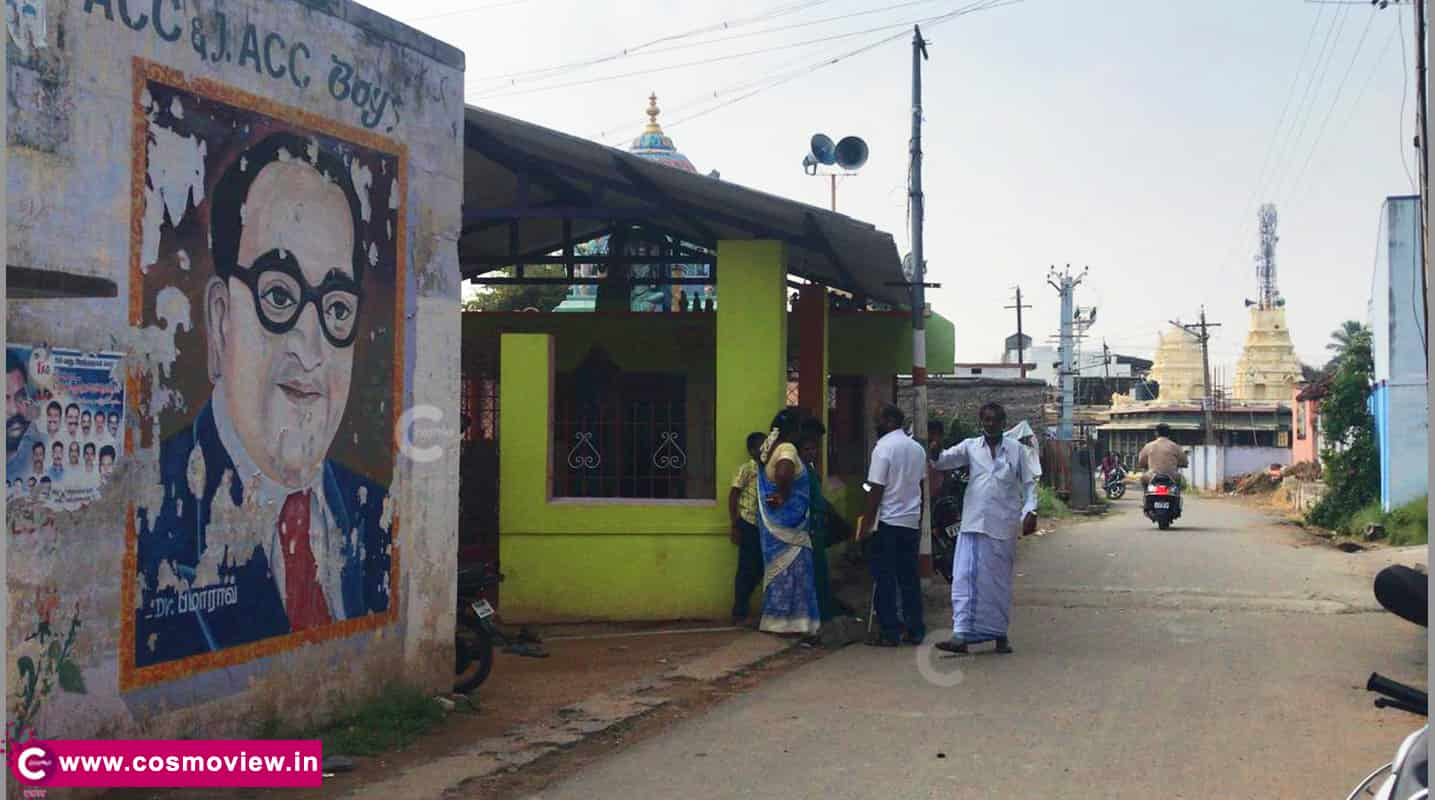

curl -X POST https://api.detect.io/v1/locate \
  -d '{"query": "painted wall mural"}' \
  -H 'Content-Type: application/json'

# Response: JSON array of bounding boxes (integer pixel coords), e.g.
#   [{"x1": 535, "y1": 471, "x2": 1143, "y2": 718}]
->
[
  {"x1": 5, "y1": 345, "x2": 126, "y2": 510},
  {"x1": 124, "y1": 61, "x2": 406, "y2": 690}
]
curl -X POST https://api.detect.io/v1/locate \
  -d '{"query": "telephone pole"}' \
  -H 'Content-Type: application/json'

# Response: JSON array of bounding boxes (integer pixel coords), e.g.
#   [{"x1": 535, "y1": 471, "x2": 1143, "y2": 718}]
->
[
  {"x1": 909, "y1": 25, "x2": 929, "y2": 444},
  {"x1": 1172, "y1": 308, "x2": 1222, "y2": 447},
  {"x1": 1006, "y1": 286, "x2": 1032, "y2": 378},
  {"x1": 908, "y1": 25, "x2": 933, "y2": 579},
  {"x1": 1048, "y1": 265, "x2": 1088, "y2": 441}
]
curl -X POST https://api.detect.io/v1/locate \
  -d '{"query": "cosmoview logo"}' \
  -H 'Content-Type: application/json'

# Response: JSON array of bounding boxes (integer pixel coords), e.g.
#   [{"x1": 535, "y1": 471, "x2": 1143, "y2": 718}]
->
[
  {"x1": 14, "y1": 743, "x2": 56, "y2": 784},
  {"x1": 914, "y1": 633, "x2": 966, "y2": 688}
]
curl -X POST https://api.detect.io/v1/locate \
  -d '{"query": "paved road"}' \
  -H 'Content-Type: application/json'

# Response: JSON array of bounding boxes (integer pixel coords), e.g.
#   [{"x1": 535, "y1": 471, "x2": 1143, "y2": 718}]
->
[{"x1": 526, "y1": 498, "x2": 1428, "y2": 800}]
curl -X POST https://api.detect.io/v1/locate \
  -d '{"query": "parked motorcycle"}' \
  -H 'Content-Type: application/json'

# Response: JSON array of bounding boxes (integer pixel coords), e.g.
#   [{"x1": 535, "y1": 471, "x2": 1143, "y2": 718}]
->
[
  {"x1": 455, "y1": 563, "x2": 502, "y2": 694},
  {"x1": 1142, "y1": 472, "x2": 1182, "y2": 530},
  {"x1": 1347, "y1": 566, "x2": 1428, "y2": 800},
  {"x1": 931, "y1": 467, "x2": 969, "y2": 583},
  {"x1": 1104, "y1": 465, "x2": 1128, "y2": 500}
]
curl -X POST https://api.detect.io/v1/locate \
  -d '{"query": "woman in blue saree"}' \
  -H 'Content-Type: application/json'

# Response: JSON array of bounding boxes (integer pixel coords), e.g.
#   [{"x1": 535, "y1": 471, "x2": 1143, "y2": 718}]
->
[{"x1": 754, "y1": 409, "x2": 821, "y2": 636}]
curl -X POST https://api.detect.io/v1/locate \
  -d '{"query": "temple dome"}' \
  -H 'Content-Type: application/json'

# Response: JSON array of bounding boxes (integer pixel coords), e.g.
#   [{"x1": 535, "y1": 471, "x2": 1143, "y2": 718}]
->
[{"x1": 627, "y1": 93, "x2": 697, "y2": 173}]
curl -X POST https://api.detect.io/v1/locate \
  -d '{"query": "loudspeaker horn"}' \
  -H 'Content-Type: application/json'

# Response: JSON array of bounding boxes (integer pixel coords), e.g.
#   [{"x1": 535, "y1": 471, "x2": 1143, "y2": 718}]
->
[
  {"x1": 809, "y1": 133, "x2": 836, "y2": 166},
  {"x1": 834, "y1": 136, "x2": 869, "y2": 170}
]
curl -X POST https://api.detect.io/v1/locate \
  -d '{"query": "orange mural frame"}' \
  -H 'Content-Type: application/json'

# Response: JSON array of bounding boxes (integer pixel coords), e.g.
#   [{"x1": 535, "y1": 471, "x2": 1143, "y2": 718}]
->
[{"x1": 121, "y1": 58, "x2": 409, "y2": 692}]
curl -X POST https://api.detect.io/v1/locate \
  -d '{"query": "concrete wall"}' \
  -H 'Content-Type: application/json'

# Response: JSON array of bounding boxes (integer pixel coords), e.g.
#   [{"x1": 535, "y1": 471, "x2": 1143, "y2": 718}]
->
[
  {"x1": 1370, "y1": 196, "x2": 1429, "y2": 511},
  {"x1": 898, "y1": 377, "x2": 1048, "y2": 437},
  {"x1": 1004, "y1": 345, "x2": 1059, "y2": 385},
  {"x1": 6, "y1": 0, "x2": 463, "y2": 742},
  {"x1": 1186, "y1": 446, "x2": 1291, "y2": 491},
  {"x1": 1292, "y1": 395, "x2": 1322, "y2": 466},
  {"x1": 1373, "y1": 382, "x2": 1430, "y2": 511}
]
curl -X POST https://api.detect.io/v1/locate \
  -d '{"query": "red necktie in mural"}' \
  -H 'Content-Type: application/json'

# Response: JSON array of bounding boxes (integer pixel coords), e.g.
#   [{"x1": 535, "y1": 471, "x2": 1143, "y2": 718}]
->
[{"x1": 279, "y1": 490, "x2": 332, "y2": 631}]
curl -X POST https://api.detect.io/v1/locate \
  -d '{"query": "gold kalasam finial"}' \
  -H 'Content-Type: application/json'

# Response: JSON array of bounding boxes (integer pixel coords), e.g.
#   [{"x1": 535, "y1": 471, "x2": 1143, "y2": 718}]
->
[{"x1": 644, "y1": 92, "x2": 662, "y2": 133}]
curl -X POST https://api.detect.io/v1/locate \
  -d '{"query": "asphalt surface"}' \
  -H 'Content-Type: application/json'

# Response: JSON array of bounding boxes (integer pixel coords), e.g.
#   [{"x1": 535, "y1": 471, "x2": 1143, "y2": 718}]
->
[{"x1": 526, "y1": 498, "x2": 1428, "y2": 800}]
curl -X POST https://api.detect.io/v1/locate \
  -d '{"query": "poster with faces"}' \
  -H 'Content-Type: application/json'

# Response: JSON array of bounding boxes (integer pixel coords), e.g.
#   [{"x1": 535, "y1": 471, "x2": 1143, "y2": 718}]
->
[{"x1": 5, "y1": 344, "x2": 126, "y2": 510}]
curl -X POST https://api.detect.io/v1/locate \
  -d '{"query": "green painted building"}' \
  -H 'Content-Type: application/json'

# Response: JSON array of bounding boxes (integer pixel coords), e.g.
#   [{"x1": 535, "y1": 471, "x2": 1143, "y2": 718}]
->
[{"x1": 459, "y1": 105, "x2": 953, "y2": 622}]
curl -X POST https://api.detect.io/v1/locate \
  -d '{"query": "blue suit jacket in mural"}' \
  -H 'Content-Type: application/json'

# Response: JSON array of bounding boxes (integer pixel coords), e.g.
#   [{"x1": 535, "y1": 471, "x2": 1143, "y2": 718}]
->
[{"x1": 134, "y1": 402, "x2": 391, "y2": 668}]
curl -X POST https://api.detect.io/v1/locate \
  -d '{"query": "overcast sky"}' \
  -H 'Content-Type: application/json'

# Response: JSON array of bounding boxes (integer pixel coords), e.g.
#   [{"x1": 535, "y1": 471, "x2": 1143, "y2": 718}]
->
[{"x1": 368, "y1": 0, "x2": 1418, "y2": 376}]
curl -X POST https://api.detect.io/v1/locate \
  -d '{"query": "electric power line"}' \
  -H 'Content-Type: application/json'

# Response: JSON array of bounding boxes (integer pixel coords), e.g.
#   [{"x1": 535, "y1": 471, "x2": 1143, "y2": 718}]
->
[
  {"x1": 468, "y1": 0, "x2": 839, "y2": 88},
  {"x1": 1398, "y1": 5, "x2": 1419, "y2": 193},
  {"x1": 473, "y1": 0, "x2": 956, "y2": 88},
  {"x1": 661, "y1": 0, "x2": 1021, "y2": 126},
  {"x1": 1268, "y1": 1, "x2": 1352, "y2": 203},
  {"x1": 1282, "y1": 5, "x2": 1379, "y2": 201},
  {"x1": 580, "y1": 0, "x2": 1017, "y2": 140},
  {"x1": 471, "y1": 0, "x2": 1011, "y2": 98}
]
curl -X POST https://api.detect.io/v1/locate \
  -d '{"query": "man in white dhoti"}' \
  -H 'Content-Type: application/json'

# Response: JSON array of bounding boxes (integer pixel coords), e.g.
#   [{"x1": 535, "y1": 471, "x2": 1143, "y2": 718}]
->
[{"x1": 930, "y1": 402, "x2": 1038, "y2": 655}]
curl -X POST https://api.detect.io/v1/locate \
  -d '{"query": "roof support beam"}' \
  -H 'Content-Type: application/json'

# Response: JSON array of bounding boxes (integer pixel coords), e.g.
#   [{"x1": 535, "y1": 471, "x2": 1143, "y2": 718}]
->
[{"x1": 611, "y1": 157, "x2": 720, "y2": 246}]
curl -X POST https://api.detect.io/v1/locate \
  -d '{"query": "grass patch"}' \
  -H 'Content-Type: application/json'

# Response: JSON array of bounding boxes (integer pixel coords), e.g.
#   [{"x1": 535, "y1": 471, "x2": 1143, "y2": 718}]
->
[
  {"x1": 260, "y1": 682, "x2": 447, "y2": 757},
  {"x1": 1038, "y1": 485, "x2": 1070, "y2": 518},
  {"x1": 1340, "y1": 497, "x2": 1428, "y2": 546}
]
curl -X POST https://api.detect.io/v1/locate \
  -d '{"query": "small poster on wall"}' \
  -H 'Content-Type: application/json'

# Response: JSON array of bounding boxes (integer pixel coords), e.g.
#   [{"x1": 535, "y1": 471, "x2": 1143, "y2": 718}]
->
[{"x1": 5, "y1": 344, "x2": 126, "y2": 510}]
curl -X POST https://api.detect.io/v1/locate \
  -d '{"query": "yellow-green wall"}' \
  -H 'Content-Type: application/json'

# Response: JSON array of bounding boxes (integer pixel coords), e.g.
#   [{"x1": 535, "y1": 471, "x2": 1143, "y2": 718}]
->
[
  {"x1": 497, "y1": 241, "x2": 788, "y2": 622},
  {"x1": 464, "y1": 312, "x2": 715, "y2": 377},
  {"x1": 792, "y1": 311, "x2": 955, "y2": 376}
]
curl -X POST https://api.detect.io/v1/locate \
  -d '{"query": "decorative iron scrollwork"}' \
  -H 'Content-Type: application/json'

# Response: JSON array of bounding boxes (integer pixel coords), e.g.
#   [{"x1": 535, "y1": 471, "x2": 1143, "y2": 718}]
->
[
  {"x1": 567, "y1": 432, "x2": 602, "y2": 470},
  {"x1": 652, "y1": 431, "x2": 687, "y2": 470}
]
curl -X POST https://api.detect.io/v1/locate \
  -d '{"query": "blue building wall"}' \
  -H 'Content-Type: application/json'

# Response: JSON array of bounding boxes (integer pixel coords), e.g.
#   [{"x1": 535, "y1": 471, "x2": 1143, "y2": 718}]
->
[{"x1": 1370, "y1": 196, "x2": 1429, "y2": 511}]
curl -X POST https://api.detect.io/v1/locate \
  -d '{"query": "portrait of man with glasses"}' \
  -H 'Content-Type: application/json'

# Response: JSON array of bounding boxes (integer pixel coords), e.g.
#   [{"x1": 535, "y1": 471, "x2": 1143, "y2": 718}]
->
[{"x1": 135, "y1": 128, "x2": 397, "y2": 669}]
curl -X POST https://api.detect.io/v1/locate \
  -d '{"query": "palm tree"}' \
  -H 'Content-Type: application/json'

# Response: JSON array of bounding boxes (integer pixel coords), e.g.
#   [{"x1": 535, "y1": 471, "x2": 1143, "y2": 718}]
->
[{"x1": 1325, "y1": 321, "x2": 1369, "y2": 371}]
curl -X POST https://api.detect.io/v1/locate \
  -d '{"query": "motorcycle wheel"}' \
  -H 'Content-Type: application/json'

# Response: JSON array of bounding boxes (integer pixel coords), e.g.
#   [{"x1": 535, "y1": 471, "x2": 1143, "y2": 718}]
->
[
  {"x1": 455, "y1": 617, "x2": 495, "y2": 694},
  {"x1": 1108, "y1": 484, "x2": 1126, "y2": 500},
  {"x1": 1157, "y1": 518, "x2": 1171, "y2": 531},
  {"x1": 934, "y1": 542, "x2": 954, "y2": 583}
]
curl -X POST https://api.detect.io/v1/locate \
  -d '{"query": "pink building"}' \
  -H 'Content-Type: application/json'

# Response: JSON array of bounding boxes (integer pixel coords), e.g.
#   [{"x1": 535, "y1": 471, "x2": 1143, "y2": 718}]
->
[{"x1": 1291, "y1": 380, "x2": 1329, "y2": 466}]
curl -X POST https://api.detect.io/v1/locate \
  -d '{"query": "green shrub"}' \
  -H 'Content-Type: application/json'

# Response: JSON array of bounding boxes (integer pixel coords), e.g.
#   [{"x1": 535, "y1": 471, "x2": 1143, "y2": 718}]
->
[
  {"x1": 1344, "y1": 503, "x2": 1385, "y2": 538},
  {"x1": 1038, "y1": 485, "x2": 1069, "y2": 518},
  {"x1": 1337, "y1": 497, "x2": 1428, "y2": 546},
  {"x1": 1385, "y1": 497, "x2": 1429, "y2": 546}
]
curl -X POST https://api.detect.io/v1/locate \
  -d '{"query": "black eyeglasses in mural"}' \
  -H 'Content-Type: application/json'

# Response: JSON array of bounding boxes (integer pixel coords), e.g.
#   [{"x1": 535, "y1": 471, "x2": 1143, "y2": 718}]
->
[{"x1": 228, "y1": 248, "x2": 364, "y2": 348}]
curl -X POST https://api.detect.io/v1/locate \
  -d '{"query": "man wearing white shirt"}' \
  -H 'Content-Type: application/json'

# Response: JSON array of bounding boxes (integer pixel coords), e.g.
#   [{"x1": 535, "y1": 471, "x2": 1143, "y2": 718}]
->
[
  {"x1": 863, "y1": 404, "x2": 928, "y2": 647},
  {"x1": 931, "y1": 402, "x2": 1038, "y2": 655}
]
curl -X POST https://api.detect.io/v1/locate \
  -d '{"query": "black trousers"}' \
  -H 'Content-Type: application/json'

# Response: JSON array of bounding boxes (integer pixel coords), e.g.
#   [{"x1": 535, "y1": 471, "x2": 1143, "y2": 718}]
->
[
  {"x1": 733, "y1": 519, "x2": 764, "y2": 619},
  {"x1": 869, "y1": 522, "x2": 925, "y2": 639}
]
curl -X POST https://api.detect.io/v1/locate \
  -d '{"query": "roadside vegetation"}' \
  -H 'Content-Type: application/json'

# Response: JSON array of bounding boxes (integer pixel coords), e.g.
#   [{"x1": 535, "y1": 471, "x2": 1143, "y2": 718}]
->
[
  {"x1": 1306, "y1": 322, "x2": 1379, "y2": 532},
  {"x1": 1345, "y1": 497, "x2": 1429, "y2": 546},
  {"x1": 260, "y1": 682, "x2": 447, "y2": 757}
]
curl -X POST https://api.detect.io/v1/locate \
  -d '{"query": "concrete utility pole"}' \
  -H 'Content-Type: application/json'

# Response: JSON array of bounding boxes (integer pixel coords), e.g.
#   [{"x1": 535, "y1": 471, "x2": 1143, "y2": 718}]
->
[
  {"x1": 908, "y1": 25, "x2": 933, "y2": 578},
  {"x1": 1006, "y1": 286, "x2": 1031, "y2": 378},
  {"x1": 1047, "y1": 265, "x2": 1088, "y2": 441},
  {"x1": 1172, "y1": 308, "x2": 1222, "y2": 447}
]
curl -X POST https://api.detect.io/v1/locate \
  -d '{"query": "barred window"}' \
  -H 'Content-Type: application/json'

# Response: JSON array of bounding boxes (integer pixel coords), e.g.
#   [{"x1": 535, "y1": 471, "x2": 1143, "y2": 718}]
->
[{"x1": 553, "y1": 349, "x2": 714, "y2": 500}]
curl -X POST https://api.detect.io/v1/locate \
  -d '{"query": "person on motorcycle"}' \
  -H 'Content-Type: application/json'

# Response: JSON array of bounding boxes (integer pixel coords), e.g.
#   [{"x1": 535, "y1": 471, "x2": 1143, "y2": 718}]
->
[
  {"x1": 1136, "y1": 423, "x2": 1187, "y2": 488},
  {"x1": 1100, "y1": 452, "x2": 1119, "y2": 484}
]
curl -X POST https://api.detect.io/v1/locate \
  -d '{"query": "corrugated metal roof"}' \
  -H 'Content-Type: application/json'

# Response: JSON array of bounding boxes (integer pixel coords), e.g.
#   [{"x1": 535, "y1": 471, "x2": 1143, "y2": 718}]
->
[{"x1": 460, "y1": 106, "x2": 909, "y2": 306}]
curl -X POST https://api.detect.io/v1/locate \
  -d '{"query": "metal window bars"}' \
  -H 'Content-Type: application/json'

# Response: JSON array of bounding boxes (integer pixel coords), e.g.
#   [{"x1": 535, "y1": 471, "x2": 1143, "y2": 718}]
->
[{"x1": 553, "y1": 398, "x2": 713, "y2": 499}]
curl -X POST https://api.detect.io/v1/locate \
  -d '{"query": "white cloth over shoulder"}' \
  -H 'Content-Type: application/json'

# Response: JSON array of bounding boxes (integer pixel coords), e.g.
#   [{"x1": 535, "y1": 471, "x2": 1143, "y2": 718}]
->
[{"x1": 1005, "y1": 420, "x2": 1043, "y2": 479}]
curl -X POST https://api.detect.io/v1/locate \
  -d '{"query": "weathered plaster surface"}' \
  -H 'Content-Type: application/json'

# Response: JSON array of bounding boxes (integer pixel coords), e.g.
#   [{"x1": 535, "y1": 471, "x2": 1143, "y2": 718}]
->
[{"x1": 6, "y1": 0, "x2": 462, "y2": 742}]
